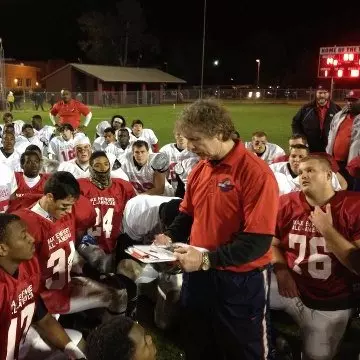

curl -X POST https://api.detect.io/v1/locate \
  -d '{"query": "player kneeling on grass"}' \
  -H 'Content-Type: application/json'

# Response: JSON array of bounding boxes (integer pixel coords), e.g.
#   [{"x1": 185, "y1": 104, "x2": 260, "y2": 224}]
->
[
  {"x1": 0, "y1": 214, "x2": 86, "y2": 360},
  {"x1": 87, "y1": 316, "x2": 156, "y2": 360},
  {"x1": 118, "y1": 195, "x2": 184, "y2": 330},
  {"x1": 121, "y1": 140, "x2": 171, "y2": 195},
  {"x1": 270, "y1": 155, "x2": 360, "y2": 360}
]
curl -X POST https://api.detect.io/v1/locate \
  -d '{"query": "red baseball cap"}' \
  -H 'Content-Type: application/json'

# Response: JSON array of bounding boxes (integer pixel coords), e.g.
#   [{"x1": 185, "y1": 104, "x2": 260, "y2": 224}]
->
[{"x1": 345, "y1": 89, "x2": 360, "y2": 100}]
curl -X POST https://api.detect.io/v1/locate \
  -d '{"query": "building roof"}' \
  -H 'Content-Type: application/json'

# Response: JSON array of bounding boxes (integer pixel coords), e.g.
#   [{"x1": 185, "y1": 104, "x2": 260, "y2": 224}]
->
[{"x1": 42, "y1": 63, "x2": 186, "y2": 84}]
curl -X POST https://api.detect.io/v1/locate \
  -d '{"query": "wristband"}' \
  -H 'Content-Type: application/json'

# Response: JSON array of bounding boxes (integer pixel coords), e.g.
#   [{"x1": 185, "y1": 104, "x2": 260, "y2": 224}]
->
[{"x1": 64, "y1": 342, "x2": 86, "y2": 360}]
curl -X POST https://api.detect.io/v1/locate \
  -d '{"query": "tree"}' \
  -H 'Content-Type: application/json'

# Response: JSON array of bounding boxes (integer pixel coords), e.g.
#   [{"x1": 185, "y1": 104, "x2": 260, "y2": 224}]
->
[{"x1": 78, "y1": 0, "x2": 159, "y2": 66}]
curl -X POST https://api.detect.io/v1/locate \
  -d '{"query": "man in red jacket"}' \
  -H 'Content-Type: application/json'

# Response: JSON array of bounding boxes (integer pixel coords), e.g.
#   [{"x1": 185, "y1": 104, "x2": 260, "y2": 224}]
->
[{"x1": 50, "y1": 89, "x2": 92, "y2": 130}]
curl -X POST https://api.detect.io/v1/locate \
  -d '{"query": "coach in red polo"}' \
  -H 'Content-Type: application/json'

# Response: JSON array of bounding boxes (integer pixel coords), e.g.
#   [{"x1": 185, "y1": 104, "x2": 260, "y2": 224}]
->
[
  {"x1": 50, "y1": 89, "x2": 92, "y2": 130},
  {"x1": 154, "y1": 99, "x2": 279, "y2": 360}
]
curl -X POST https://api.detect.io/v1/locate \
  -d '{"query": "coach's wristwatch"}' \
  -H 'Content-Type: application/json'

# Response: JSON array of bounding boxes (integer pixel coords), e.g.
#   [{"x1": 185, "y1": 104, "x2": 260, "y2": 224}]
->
[{"x1": 201, "y1": 252, "x2": 211, "y2": 271}]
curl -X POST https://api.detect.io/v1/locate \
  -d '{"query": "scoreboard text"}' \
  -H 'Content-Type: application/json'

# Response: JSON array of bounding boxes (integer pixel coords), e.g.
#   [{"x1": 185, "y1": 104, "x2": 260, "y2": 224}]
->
[{"x1": 318, "y1": 46, "x2": 360, "y2": 79}]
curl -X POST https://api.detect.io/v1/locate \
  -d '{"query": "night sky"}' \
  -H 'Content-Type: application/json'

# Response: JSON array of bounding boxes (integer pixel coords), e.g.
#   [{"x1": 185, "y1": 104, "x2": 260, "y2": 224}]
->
[{"x1": 1, "y1": 0, "x2": 360, "y2": 87}]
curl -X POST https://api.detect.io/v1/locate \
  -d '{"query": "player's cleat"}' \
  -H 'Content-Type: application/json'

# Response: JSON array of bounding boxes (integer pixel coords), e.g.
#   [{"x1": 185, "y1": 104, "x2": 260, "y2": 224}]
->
[{"x1": 150, "y1": 152, "x2": 170, "y2": 173}]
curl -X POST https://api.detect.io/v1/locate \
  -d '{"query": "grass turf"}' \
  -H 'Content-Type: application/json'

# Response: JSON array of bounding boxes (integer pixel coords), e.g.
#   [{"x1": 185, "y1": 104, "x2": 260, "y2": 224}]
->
[{"x1": 4, "y1": 103, "x2": 300, "y2": 150}]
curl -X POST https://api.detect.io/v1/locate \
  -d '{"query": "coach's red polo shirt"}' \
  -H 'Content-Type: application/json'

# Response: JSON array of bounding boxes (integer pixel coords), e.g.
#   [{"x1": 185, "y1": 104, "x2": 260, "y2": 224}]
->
[
  {"x1": 180, "y1": 140, "x2": 279, "y2": 272},
  {"x1": 50, "y1": 99, "x2": 90, "y2": 129}
]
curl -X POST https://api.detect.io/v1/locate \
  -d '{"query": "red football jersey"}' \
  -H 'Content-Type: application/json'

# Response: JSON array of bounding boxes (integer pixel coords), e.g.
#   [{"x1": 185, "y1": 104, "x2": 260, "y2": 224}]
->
[
  {"x1": 13, "y1": 208, "x2": 76, "y2": 314},
  {"x1": 78, "y1": 178, "x2": 135, "y2": 253},
  {"x1": 72, "y1": 195, "x2": 97, "y2": 234},
  {"x1": 14, "y1": 172, "x2": 49, "y2": 198},
  {"x1": 0, "y1": 257, "x2": 40, "y2": 360},
  {"x1": 8, "y1": 174, "x2": 49, "y2": 213},
  {"x1": 7, "y1": 194, "x2": 41, "y2": 213},
  {"x1": 276, "y1": 191, "x2": 360, "y2": 310}
]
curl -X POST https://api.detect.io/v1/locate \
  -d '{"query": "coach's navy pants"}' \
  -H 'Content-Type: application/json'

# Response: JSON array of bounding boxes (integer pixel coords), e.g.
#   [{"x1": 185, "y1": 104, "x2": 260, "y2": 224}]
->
[{"x1": 180, "y1": 266, "x2": 272, "y2": 360}]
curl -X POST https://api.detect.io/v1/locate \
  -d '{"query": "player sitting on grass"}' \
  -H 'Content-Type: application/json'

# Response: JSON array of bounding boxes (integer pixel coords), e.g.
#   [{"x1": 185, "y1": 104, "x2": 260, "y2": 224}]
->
[
  {"x1": 0, "y1": 213, "x2": 86, "y2": 360},
  {"x1": 271, "y1": 155, "x2": 360, "y2": 360}
]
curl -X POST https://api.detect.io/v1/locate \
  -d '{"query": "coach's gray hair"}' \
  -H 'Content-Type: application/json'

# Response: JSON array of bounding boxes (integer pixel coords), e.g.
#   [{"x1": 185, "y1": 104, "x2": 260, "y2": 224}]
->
[{"x1": 175, "y1": 98, "x2": 235, "y2": 141}]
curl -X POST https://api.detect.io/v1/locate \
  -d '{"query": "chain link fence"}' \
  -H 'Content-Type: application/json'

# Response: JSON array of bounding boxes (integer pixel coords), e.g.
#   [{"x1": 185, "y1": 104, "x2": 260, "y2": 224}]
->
[{"x1": 0, "y1": 87, "x2": 354, "y2": 111}]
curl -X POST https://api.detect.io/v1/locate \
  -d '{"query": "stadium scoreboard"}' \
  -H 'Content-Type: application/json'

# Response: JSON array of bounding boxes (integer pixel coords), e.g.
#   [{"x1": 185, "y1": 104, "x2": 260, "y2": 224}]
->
[{"x1": 318, "y1": 45, "x2": 360, "y2": 79}]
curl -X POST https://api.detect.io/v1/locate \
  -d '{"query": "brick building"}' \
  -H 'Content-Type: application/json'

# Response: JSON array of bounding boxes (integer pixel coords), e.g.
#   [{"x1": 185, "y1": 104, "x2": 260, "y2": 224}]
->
[{"x1": 5, "y1": 63, "x2": 40, "y2": 90}]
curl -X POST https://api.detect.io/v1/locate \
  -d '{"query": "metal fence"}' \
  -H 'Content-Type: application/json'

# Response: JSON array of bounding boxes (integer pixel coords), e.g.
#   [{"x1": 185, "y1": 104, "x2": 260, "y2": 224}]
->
[{"x1": 0, "y1": 87, "x2": 354, "y2": 111}]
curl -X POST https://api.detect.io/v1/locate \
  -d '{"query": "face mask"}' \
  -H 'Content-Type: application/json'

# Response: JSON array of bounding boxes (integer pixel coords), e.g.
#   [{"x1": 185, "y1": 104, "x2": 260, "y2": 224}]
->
[{"x1": 89, "y1": 166, "x2": 111, "y2": 189}]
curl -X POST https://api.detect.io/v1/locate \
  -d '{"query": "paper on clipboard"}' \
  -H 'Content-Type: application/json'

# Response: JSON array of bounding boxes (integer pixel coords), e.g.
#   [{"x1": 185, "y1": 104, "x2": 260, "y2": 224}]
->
[{"x1": 125, "y1": 243, "x2": 208, "y2": 264}]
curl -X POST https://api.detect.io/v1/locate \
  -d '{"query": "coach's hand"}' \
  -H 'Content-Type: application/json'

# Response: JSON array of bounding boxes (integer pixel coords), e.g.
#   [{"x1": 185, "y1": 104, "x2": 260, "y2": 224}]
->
[
  {"x1": 275, "y1": 267, "x2": 300, "y2": 298},
  {"x1": 174, "y1": 246, "x2": 203, "y2": 272},
  {"x1": 153, "y1": 233, "x2": 172, "y2": 246}
]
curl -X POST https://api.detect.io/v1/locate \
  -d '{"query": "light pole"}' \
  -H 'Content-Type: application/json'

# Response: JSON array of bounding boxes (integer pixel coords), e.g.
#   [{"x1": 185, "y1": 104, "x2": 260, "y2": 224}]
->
[
  {"x1": 200, "y1": 0, "x2": 207, "y2": 99},
  {"x1": 256, "y1": 59, "x2": 260, "y2": 88}
]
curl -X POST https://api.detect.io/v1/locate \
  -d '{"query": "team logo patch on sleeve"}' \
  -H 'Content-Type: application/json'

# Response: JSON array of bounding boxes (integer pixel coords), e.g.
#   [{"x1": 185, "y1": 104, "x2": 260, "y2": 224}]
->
[{"x1": 217, "y1": 178, "x2": 234, "y2": 192}]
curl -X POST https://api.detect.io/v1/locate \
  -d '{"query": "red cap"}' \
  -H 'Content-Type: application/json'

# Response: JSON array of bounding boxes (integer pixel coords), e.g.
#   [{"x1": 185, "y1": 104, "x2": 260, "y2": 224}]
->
[{"x1": 345, "y1": 89, "x2": 360, "y2": 100}]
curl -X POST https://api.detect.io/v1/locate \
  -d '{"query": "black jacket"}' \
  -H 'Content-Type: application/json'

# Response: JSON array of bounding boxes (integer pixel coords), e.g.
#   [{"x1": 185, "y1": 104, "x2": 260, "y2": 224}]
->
[{"x1": 291, "y1": 100, "x2": 341, "y2": 153}]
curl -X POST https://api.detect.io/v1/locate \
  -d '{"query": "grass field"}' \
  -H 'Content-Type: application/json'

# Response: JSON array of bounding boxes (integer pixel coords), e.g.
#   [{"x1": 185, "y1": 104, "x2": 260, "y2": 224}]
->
[
  {"x1": 4, "y1": 103, "x2": 300, "y2": 150},
  {"x1": 5, "y1": 103, "x2": 301, "y2": 359}
]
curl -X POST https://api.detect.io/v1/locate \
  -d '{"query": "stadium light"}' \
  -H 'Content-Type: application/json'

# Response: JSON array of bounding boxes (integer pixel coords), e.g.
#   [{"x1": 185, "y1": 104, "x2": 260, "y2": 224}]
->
[{"x1": 256, "y1": 59, "x2": 261, "y2": 88}]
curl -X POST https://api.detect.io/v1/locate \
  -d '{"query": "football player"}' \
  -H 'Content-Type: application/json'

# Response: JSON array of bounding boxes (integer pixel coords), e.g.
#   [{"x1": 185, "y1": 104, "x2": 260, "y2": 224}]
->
[
  {"x1": 31, "y1": 114, "x2": 56, "y2": 153},
  {"x1": 272, "y1": 134, "x2": 347, "y2": 189},
  {"x1": 245, "y1": 131, "x2": 286, "y2": 164},
  {"x1": 114, "y1": 128, "x2": 132, "y2": 163},
  {"x1": 0, "y1": 213, "x2": 86, "y2": 360},
  {"x1": 1, "y1": 113, "x2": 24, "y2": 137},
  {"x1": 25, "y1": 144, "x2": 59, "y2": 174},
  {"x1": 13, "y1": 172, "x2": 127, "y2": 317},
  {"x1": 119, "y1": 195, "x2": 183, "y2": 330},
  {"x1": 121, "y1": 140, "x2": 169, "y2": 195},
  {"x1": 130, "y1": 120, "x2": 159, "y2": 153},
  {"x1": 8, "y1": 151, "x2": 49, "y2": 212},
  {"x1": 58, "y1": 136, "x2": 92, "y2": 178},
  {"x1": 48, "y1": 123, "x2": 85, "y2": 163},
  {"x1": 0, "y1": 162, "x2": 17, "y2": 213},
  {"x1": 59, "y1": 137, "x2": 129, "y2": 181},
  {"x1": 15, "y1": 124, "x2": 44, "y2": 155},
  {"x1": 270, "y1": 155, "x2": 360, "y2": 359},
  {"x1": 94, "y1": 120, "x2": 111, "y2": 140},
  {"x1": 270, "y1": 144, "x2": 343, "y2": 193},
  {"x1": 0, "y1": 132, "x2": 21, "y2": 171},
  {"x1": 160, "y1": 132, "x2": 197, "y2": 193},
  {"x1": 78, "y1": 151, "x2": 135, "y2": 255}
]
